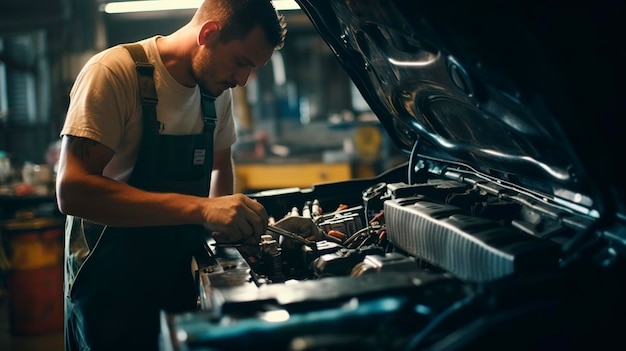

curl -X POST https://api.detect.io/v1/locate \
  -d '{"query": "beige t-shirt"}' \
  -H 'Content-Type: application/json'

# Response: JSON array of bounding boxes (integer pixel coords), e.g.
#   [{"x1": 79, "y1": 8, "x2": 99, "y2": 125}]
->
[{"x1": 61, "y1": 36, "x2": 237, "y2": 183}]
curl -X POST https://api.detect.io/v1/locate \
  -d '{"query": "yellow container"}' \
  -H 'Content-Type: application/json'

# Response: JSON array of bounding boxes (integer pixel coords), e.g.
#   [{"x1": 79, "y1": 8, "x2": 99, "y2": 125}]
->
[{"x1": 1, "y1": 215, "x2": 64, "y2": 335}]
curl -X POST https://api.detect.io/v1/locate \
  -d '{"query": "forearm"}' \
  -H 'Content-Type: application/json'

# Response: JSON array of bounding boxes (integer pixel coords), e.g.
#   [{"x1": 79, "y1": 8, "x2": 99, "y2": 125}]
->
[
  {"x1": 209, "y1": 147, "x2": 235, "y2": 197},
  {"x1": 57, "y1": 174, "x2": 205, "y2": 227},
  {"x1": 210, "y1": 169, "x2": 234, "y2": 197},
  {"x1": 56, "y1": 137, "x2": 268, "y2": 240}
]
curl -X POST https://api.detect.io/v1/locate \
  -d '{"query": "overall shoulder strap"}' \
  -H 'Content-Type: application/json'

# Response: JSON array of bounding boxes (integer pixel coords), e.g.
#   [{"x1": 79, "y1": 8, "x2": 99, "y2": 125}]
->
[
  {"x1": 200, "y1": 92, "x2": 217, "y2": 134},
  {"x1": 123, "y1": 43, "x2": 158, "y2": 109},
  {"x1": 123, "y1": 43, "x2": 160, "y2": 180}
]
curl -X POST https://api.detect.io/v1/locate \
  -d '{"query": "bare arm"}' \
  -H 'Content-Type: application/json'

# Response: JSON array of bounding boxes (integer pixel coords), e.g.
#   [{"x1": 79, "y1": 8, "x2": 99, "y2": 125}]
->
[
  {"x1": 209, "y1": 147, "x2": 234, "y2": 198},
  {"x1": 55, "y1": 135, "x2": 267, "y2": 241}
]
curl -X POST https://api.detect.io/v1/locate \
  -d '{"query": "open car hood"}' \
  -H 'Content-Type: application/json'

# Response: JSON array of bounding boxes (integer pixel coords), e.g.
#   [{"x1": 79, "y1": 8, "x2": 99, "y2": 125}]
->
[
  {"x1": 159, "y1": 3, "x2": 626, "y2": 349},
  {"x1": 295, "y1": 0, "x2": 624, "y2": 218}
]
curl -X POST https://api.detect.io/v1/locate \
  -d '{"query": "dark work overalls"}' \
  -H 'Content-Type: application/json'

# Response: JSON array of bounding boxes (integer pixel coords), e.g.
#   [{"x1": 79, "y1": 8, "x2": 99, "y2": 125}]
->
[{"x1": 64, "y1": 43, "x2": 218, "y2": 351}]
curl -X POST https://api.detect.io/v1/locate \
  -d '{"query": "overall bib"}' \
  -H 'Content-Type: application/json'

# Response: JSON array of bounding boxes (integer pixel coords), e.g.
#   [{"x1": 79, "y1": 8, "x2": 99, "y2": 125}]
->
[{"x1": 64, "y1": 44, "x2": 218, "y2": 351}]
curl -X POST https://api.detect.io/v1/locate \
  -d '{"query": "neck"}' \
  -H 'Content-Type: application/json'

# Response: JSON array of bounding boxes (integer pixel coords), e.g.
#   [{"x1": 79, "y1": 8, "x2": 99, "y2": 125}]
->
[{"x1": 155, "y1": 26, "x2": 197, "y2": 87}]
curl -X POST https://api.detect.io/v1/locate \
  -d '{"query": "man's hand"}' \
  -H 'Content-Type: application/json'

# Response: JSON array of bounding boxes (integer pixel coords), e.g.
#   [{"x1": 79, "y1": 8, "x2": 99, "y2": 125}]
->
[{"x1": 204, "y1": 194, "x2": 268, "y2": 247}]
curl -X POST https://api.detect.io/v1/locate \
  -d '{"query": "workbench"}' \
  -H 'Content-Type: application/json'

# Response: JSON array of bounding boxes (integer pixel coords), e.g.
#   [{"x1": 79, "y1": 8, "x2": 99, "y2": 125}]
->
[{"x1": 234, "y1": 160, "x2": 352, "y2": 193}]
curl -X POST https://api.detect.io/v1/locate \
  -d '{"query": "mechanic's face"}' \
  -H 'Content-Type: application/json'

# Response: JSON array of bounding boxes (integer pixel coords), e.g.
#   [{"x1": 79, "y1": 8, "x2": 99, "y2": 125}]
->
[{"x1": 192, "y1": 25, "x2": 275, "y2": 97}]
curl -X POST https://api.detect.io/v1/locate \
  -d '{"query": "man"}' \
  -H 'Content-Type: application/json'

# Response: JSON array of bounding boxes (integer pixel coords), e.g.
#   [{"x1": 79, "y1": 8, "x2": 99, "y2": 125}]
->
[{"x1": 56, "y1": 1, "x2": 287, "y2": 349}]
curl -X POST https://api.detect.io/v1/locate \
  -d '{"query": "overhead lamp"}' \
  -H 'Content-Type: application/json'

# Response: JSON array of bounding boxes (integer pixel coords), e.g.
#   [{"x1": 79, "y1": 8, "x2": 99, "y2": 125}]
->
[{"x1": 101, "y1": 0, "x2": 301, "y2": 14}]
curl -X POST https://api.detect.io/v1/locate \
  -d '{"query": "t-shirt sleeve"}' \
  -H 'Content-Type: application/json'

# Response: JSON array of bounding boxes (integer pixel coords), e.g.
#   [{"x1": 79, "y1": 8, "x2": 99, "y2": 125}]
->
[{"x1": 60, "y1": 49, "x2": 139, "y2": 152}]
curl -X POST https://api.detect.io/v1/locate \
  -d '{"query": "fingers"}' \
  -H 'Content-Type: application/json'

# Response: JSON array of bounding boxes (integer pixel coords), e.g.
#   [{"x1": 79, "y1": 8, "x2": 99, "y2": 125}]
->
[
  {"x1": 204, "y1": 194, "x2": 268, "y2": 245},
  {"x1": 243, "y1": 196, "x2": 268, "y2": 236}
]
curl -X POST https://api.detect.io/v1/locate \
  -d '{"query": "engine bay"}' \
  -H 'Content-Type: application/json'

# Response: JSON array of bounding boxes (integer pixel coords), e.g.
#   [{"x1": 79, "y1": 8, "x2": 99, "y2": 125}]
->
[
  {"x1": 161, "y1": 161, "x2": 621, "y2": 351},
  {"x1": 154, "y1": 1, "x2": 626, "y2": 349}
]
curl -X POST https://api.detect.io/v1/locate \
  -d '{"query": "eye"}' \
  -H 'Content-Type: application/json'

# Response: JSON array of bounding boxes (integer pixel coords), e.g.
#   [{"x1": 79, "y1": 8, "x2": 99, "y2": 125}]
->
[{"x1": 236, "y1": 56, "x2": 255, "y2": 69}]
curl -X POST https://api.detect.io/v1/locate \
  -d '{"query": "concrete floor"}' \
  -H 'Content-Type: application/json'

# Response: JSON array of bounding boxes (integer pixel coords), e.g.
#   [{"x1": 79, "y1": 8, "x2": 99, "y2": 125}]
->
[{"x1": 0, "y1": 288, "x2": 64, "y2": 351}]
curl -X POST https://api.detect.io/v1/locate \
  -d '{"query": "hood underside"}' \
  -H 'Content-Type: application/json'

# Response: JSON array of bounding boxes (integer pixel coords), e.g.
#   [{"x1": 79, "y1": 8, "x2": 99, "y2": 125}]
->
[{"x1": 296, "y1": 0, "x2": 624, "y2": 216}]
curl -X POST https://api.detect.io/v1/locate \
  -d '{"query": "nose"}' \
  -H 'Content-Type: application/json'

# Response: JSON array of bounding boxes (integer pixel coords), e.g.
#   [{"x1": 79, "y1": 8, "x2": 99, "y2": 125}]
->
[{"x1": 234, "y1": 66, "x2": 253, "y2": 87}]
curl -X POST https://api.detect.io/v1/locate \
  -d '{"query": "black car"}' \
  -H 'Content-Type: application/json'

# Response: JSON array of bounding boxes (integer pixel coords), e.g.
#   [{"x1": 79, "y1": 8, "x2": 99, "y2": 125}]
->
[{"x1": 161, "y1": 1, "x2": 625, "y2": 350}]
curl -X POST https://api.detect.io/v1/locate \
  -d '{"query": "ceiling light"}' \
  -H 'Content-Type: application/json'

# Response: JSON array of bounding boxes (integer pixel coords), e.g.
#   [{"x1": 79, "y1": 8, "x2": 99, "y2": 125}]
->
[{"x1": 101, "y1": 0, "x2": 300, "y2": 14}]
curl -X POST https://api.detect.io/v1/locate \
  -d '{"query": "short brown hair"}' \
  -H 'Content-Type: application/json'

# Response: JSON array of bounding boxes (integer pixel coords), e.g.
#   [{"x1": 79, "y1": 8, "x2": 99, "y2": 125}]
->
[{"x1": 192, "y1": 0, "x2": 287, "y2": 50}]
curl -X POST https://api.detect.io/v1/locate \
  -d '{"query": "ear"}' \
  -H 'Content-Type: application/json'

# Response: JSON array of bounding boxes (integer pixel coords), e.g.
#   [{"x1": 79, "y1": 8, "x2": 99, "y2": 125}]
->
[{"x1": 197, "y1": 21, "x2": 221, "y2": 46}]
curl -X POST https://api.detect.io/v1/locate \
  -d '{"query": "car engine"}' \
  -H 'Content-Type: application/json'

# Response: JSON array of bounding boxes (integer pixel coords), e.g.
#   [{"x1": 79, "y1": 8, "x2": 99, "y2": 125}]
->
[{"x1": 160, "y1": 161, "x2": 623, "y2": 351}]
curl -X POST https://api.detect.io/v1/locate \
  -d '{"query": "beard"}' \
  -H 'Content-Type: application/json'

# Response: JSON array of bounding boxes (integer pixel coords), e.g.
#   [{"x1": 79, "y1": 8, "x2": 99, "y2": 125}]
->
[
  {"x1": 190, "y1": 45, "x2": 235, "y2": 97},
  {"x1": 191, "y1": 51, "x2": 219, "y2": 97}
]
